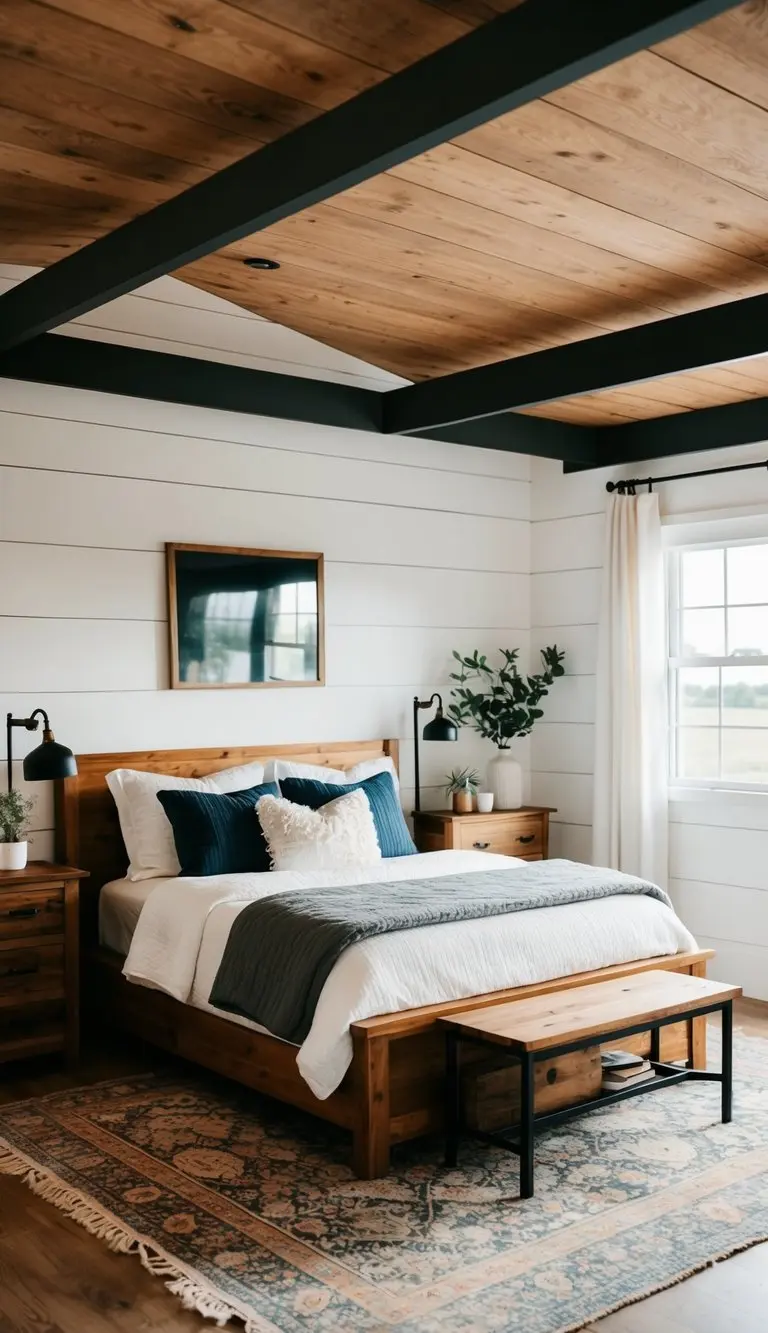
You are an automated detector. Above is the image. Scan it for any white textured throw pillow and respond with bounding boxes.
[256,789,382,872]
[107,760,266,881]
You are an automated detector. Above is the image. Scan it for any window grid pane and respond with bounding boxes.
[682,548,724,607]
[670,540,768,788]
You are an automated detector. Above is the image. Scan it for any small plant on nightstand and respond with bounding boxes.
[0,788,35,870]
[448,646,566,809]
[445,767,480,814]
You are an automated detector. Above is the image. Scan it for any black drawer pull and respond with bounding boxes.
[472,840,491,850]
[2,906,40,920]
[0,963,39,978]
[517,834,536,844]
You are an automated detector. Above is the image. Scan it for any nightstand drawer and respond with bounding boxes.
[412,809,553,863]
[455,815,544,858]
[0,944,65,1005]
[0,864,85,1065]
[0,888,64,942]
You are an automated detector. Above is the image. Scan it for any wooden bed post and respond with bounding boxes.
[688,959,709,1069]
[352,1029,391,1179]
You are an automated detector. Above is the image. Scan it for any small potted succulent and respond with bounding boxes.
[0,789,35,870]
[445,767,480,814]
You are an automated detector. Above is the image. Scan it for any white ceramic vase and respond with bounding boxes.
[487,752,523,810]
[0,840,28,871]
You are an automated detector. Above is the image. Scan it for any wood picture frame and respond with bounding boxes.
[166,542,325,690]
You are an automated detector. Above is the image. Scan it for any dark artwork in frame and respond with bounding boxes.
[166,543,325,689]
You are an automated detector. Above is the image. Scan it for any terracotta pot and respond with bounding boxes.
[452,790,474,814]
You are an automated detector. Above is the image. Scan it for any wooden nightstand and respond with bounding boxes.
[0,862,87,1065]
[412,807,555,860]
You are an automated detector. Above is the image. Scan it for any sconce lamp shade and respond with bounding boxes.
[412,692,458,813]
[23,735,77,782]
[423,713,458,742]
[6,708,78,793]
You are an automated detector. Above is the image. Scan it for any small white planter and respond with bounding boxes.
[487,753,523,810]
[0,840,28,871]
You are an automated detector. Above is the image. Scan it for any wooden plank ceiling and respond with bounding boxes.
[1,0,768,424]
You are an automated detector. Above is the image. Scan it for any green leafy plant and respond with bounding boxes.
[448,646,566,750]
[444,767,481,797]
[0,789,35,843]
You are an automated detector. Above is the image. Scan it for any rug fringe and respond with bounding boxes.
[3,1136,767,1333]
[0,1141,273,1332]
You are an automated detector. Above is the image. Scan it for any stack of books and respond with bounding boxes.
[601,1050,656,1092]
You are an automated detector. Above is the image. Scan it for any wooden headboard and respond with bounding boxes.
[55,739,398,946]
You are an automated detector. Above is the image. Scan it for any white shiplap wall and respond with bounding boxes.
[531,444,768,999]
[0,269,532,857]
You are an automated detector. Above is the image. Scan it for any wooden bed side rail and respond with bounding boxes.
[350,950,716,1041]
[89,946,713,1182]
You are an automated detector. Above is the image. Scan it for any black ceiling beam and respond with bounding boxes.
[411,414,599,465]
[385,293,768,435]
[0,333,594,462]
[589,395,768,471]
[5,333,766,473]
[0,0,740,352]
[0,333,384,433]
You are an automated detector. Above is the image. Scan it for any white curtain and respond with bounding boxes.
[592,490,668,887]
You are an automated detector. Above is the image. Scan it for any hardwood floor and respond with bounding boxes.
[0,1001,766,1333]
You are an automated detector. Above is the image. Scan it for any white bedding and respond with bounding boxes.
[116,851,697,1100]
[101,878,154,955]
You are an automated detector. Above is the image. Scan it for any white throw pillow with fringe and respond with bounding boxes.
[256,789,381,872]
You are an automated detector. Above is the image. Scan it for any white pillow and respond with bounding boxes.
[256,789,381,872]
[107,760,265,881]
[264,755,399,790]
[207,761,268,794]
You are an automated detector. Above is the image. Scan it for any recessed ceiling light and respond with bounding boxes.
[243,257,281,270]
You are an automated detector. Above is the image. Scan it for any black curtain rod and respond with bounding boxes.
[606,458,768,494]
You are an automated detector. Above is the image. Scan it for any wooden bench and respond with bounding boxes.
[440,970,742,1198]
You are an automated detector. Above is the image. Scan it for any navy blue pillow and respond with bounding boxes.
[279,770,416,858]
[157,782,279,876]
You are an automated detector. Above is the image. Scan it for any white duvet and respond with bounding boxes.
[120,850,696,1100]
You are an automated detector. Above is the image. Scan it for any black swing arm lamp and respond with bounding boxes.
[412,692,457,813]
[6,708,78,792]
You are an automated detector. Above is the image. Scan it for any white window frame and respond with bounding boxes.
[667,532,768,795]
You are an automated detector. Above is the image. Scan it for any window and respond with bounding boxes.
[196,583,319,684]
[263,581,319,682]
[668,540,768,789]
[201,590,259,683]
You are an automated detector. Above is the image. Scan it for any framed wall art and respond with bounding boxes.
[166,543,325,689]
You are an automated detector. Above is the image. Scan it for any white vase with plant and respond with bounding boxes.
[447,647,566,809]
[444,767,480,814]
[0,789,36,870]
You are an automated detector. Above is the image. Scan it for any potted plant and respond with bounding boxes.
[447,647,565,808]
[445,767,480,814]
[0,789,36,870]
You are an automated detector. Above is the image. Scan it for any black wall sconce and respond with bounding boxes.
[412,693,457,812]
[6,709,78,791]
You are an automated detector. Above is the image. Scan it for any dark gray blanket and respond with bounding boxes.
[208,860,671,1045]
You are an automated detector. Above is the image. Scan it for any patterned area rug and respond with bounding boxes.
[1,1037,767,1333]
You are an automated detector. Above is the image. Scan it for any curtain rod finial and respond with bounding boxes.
[605,480,617,493]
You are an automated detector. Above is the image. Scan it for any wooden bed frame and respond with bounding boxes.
[57,739,714,1179]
